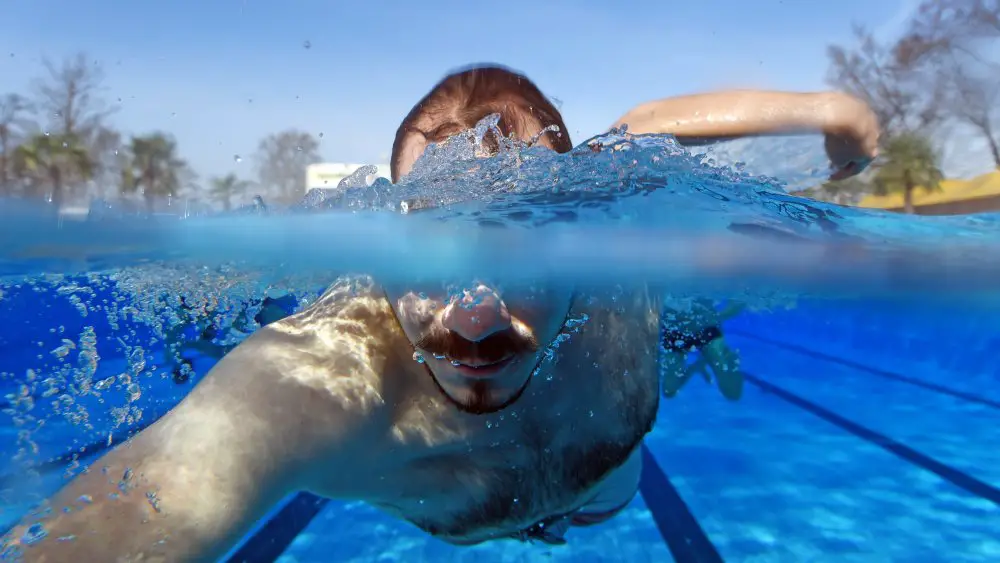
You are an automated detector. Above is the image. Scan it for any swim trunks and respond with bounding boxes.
[661,324,722,353]
[513,494,636,545]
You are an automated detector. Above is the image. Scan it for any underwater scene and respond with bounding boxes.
[2,1,999,560]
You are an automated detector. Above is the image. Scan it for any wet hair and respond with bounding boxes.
[390,64,573,182]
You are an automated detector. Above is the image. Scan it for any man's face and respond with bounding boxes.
[387,280,573,414]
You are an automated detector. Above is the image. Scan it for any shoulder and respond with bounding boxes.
[166,275,405,485]
[227,275,400,415]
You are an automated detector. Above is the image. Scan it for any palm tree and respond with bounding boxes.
[0,93,34,192]
[210,173,252,211]
[121,133,187,213]
[872,132,945,214]
[12,133,93,208]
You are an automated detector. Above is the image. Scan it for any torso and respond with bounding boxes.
[285,276,662,545]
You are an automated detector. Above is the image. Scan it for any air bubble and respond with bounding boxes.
[21,523,47,545]
[146,491,162,513]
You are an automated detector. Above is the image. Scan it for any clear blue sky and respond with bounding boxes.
[4,0,954,181]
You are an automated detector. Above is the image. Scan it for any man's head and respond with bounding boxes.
[390,64,573,183]
[387,66,575,414]
[389,281,572,415]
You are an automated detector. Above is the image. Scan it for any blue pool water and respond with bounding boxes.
[1,129,999,561]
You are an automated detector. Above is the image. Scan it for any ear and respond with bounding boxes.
[394,132,429,183]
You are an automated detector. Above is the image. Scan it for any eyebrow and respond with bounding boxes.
[423,121,466,142]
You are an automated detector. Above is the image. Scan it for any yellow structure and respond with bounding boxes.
[857,169,1000,215]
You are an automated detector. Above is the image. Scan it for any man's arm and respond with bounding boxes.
[612,90,879,178]
[612,90,864,142]
[4,324,365,563]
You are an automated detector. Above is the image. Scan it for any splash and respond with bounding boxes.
[4,120,998,304]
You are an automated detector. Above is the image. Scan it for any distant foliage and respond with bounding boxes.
[798,176,869,206]
[210,173,253,212]
[872,132,945,213]
[121,133,189,212]
[0,93,34,192]
[827,0,1000,180]
[12,133,93,207]
[254,130,323,203]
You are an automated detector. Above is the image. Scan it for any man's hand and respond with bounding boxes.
[821,92,880,181]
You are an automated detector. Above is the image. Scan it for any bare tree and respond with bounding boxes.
[899,0,999,67]
[826,25,946,138]
[33,53,115,139]
[88,126,127,198]
[254,130,322,203]
[32,53,122,202]
[948,65,1000,166]
[0,93,35,191]
[897,0,1000,167]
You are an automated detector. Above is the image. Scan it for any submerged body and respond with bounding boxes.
[307,279,661,544]
[5,276,660,560]
[660,300,745,400]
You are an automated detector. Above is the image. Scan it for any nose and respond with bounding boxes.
[442,284,511,342]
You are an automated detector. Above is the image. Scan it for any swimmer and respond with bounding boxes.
[392,66,879,182]
[5,65,880,561]
[661,300,746,401]
[165,295,299,384]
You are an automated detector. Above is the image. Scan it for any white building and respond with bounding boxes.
[305,163,391,193]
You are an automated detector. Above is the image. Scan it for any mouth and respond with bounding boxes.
[447,353,518,376]
[415,325,537,378]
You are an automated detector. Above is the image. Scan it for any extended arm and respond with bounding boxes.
[612,90,879,178]
[4,324,360,563]
[613,90,858,141]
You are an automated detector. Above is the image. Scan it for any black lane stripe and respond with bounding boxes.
[0,415,160,489]
[225,444,720,563]
[639,444,725,563]
[744,372,1000,506]
[0,416,161,536]
[729,330,1000,411]
[223,492,329,563]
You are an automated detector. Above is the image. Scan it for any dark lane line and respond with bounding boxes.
[639,444,725,563]
[743,372,1000,507]
[729,330,1000,411]
[223,492,330,563]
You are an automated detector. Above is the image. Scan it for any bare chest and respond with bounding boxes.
[374,348,659,544]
